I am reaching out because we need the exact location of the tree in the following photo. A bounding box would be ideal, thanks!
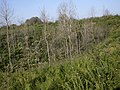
[40,8,51,65]
[89,7,96,18]
[103,9,110,16]
[0,0,13,71]
[58,1,76,60]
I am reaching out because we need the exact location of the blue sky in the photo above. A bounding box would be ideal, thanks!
[1,0,120,22]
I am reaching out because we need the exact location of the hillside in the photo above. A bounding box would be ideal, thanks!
[0,15,120,90]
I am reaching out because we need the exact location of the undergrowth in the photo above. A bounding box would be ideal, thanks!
[0,21,120,90]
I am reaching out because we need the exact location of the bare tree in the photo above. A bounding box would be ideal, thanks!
[89,7,96,18]
[0,0,13,71]
[40,8,51,65]
[58,2,70,59]
[74,20,83,54]
[68,0,77,57]
[103,9,110,16]
[58,1,76,60]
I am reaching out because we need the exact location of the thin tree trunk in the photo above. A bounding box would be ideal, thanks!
[6,23,13,71]
[68,19,72,60]
[44,23,50,66]
[65,38,69,59]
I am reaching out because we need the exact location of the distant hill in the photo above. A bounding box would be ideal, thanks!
[25,17,42,25]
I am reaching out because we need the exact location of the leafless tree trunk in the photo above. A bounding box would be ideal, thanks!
[40,8,51,66]
[0,0,13,71]
[89,7,96,18]
[75,21,82,54]
[58,1,76,60]
[68,1,76,59]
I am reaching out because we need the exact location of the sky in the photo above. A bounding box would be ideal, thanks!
[1,0,120,23]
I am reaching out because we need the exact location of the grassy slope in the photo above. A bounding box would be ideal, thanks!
[0,16,120,90]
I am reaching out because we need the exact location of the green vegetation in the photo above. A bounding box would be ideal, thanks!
[0,15,120,90]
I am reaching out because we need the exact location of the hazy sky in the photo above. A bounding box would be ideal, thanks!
[1,0,120,22]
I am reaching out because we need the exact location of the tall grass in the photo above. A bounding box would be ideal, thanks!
[0,30,120,89]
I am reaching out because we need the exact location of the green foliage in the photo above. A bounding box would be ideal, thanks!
[0,15,120,90]
[0,49,120,90]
